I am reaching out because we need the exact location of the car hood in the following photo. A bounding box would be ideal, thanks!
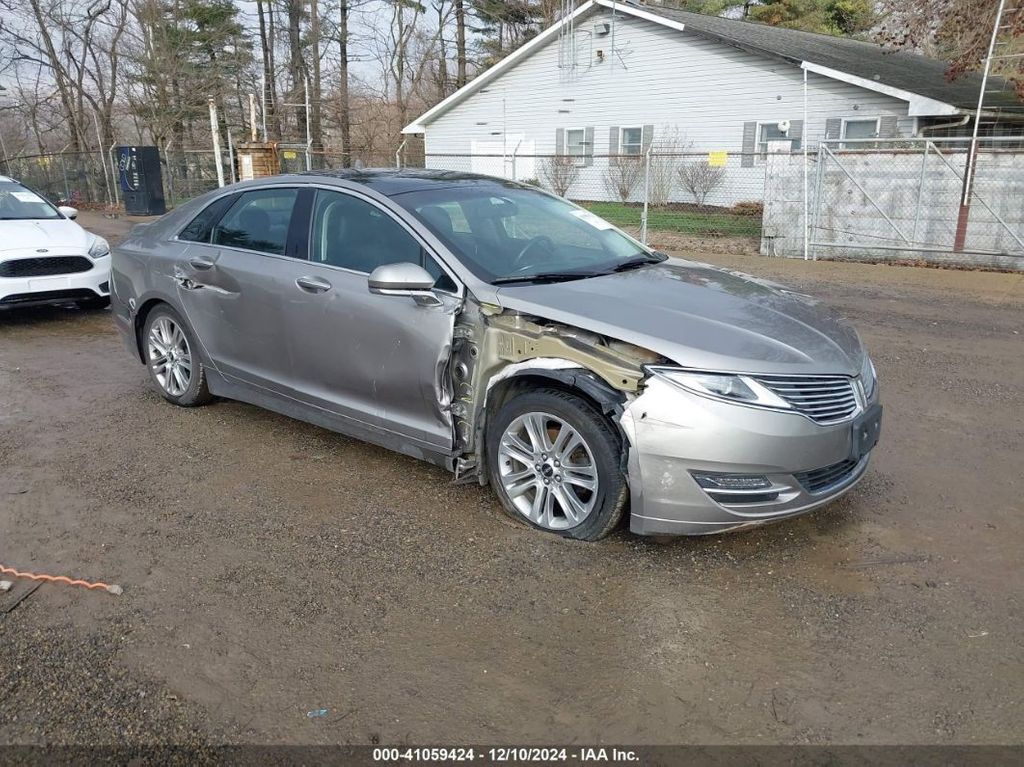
[0,218,89,253]
[493,260,863,375]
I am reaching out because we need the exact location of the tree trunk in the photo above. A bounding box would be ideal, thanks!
[338,0,351,166]
[455,0,467,88]
[287,0,308,145]
[256,0,281,140]
[309,0,324,153]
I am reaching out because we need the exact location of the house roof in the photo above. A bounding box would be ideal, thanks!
[645,3,1021,113]
[403,0,1022,134]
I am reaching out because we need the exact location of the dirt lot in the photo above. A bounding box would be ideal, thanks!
[1,211,1022,746]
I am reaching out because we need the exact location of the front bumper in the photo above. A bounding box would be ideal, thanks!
[621,377,881,536]
[0,255,110,307]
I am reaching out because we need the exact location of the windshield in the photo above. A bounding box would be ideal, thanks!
[0,181,61,220]
[392,184,660,284]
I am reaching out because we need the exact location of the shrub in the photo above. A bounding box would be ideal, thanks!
[539,156,581,197]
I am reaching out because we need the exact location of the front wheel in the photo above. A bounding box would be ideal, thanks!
[142,305,212,407]
[486,387,628,541]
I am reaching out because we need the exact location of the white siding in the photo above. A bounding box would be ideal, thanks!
[423,7,912,203]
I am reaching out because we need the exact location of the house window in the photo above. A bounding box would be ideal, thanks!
[620,127,643,156]
[842,118,880,148]
[757,123,793,158]
[566,128,587,165]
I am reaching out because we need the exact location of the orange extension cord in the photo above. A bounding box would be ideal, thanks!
[0,563,122,595]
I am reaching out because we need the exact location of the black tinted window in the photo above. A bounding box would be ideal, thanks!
[311,190,453,291]
[178,194,238,243]
[213,188,298,255]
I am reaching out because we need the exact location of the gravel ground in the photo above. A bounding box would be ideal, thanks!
[0,212,1021,746]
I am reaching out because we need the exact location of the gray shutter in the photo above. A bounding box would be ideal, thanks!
[584,126,594,167]
[608,126,619,166]
[824,118,842,141]
[788,119,803,151]
[555,128,565,157]
[741,121,757,167]
[878,115,898,138]
[641,124,654,154]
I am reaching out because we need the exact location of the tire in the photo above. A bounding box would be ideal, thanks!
[486,387,628,541]
[141,305,212,407]
[76,295,111,310]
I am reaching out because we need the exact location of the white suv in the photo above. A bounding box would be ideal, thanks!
[0,175,111,309]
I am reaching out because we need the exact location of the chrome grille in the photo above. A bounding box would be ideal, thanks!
[753,374,858,424]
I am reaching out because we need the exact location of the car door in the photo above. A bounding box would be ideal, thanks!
[173,186,305,395]
[283,187,461,451]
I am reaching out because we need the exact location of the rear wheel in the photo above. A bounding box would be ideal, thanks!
[486,387,628,541]
[142,306,212,407]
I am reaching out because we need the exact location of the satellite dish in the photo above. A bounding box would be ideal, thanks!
[777,120,791,135]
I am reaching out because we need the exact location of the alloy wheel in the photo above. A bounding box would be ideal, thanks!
[147,316,192,397]
[497,411,599,530]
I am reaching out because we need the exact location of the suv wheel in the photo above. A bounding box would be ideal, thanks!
[486,387,628,541]
[142,306,212,407]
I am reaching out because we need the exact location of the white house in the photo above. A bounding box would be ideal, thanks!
[403,0,1022,204]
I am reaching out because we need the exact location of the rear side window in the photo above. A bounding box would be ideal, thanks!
[213,188,299,255]
[178,194,237,243]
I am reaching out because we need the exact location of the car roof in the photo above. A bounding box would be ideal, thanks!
[298,168,521,197]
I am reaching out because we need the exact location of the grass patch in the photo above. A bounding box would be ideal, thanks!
[582,201,761,238]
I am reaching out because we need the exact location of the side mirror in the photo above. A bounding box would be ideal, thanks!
[58,205,78,220]
[367,262,441,306]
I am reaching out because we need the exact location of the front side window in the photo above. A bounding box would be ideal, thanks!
[397,184,657,284]
[620,127,643,156]
[566,129,587,165]
[0,180,60,221]
[213,188,298,255]
[310,189,455,290]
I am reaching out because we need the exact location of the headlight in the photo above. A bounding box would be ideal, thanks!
[88,236,110,259]
[859,354,877,399]
[649,366,791,410]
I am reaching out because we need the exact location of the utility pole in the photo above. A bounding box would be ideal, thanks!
[954,0,1006,252]
[209,97,225,188]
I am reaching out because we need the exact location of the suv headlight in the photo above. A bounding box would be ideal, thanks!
[648,366,792,410]
[88,236,110,259]
[859,354,877,400]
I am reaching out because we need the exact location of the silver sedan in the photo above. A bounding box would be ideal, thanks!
[111,170,881,540]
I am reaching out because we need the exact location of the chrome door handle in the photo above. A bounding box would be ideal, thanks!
[188,255,217,270]
[296,275,332,293]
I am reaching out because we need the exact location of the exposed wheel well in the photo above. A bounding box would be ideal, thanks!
[133,298,172,362]
[477,369,628,484]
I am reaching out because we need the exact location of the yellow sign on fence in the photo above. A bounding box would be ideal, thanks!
[707,151,728,167]
[283,150,297,160]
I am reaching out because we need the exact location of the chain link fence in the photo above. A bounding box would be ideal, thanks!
[3,151,117,208]
[763,137,1024,269]
[6,139,1022,270]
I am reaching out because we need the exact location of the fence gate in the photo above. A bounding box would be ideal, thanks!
[810,137,1024,267]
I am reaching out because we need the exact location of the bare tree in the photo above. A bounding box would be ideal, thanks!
[540,155,580,197]
[602,157,643,202]
[678,160,726,206]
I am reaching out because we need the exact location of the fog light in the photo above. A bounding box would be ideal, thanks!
[691,472,771,490]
